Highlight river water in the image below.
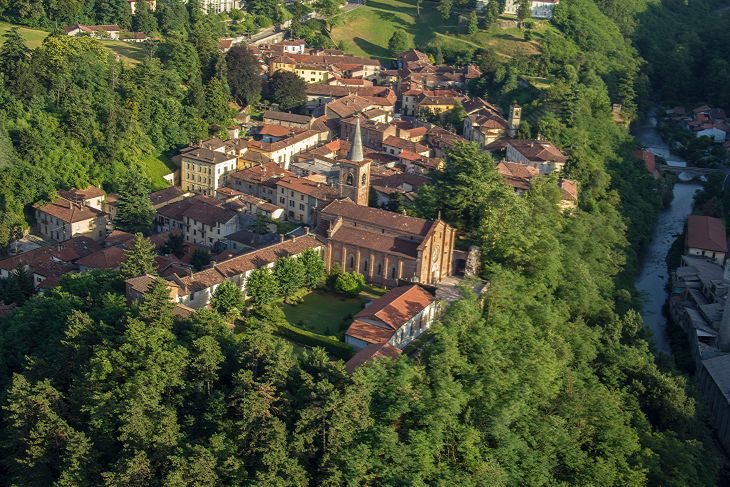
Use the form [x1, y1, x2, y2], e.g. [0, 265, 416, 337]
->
[634, 114, 701, 353]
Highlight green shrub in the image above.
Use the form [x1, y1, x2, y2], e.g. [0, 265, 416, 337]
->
[333, 272, 365, 298]
[275, 321, 355, 359]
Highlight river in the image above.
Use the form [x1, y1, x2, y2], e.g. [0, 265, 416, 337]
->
[634, 113, 701, 353]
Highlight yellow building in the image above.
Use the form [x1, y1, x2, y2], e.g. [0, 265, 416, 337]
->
[294, 65, 331, 84]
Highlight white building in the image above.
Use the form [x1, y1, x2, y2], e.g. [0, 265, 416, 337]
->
[180, 143, 238, 197]
[345, 285, 438, 350]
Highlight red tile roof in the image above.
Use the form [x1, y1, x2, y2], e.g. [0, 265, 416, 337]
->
[320, 199, 433, 236]
[354, 284, 435, 330]
[34, 197, 104, 223]
[507, 140, 567, 163]
[345, 342, 401, 373]
[687, 215, 727, 253]
[76, 246, 126, 269]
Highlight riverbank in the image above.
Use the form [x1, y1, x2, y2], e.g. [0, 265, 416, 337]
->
[634, 112, 701, 353]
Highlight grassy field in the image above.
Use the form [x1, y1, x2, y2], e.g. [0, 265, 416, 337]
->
[0, 21, 49, 48]
[282, 287, 385, 338]
[0, 22, 146, 64]
[330, 0, 550, 60]
[140, 153, 176, 190]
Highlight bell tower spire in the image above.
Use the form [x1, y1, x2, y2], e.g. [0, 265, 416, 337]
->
[347, 117, 364, 162]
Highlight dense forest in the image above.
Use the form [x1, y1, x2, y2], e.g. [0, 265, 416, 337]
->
[0, 0, 726, 485]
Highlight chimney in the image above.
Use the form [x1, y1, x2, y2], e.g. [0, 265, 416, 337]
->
[304, 226, 310, 235]
[279, 233, 285, 243]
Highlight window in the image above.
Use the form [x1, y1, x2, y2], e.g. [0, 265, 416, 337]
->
[349, 255, 355, 269]
[345, 173, 354, 186]
[289, 201, 294, 207]
[390, 267, 396, 278]
[280, 197, 285, 204]
[299, 203, 305, 211]
[361, 173, 367, 186]
[377, 263, 382, 275]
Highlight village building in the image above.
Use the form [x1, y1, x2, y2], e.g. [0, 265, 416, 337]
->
[686, 215, 728, 265]
[170, 234, 323, 309]
[316, 199, 456, 286]
[345, 284, 438, 351]
[230, 162, 294, 202]
[34, 191, 107, 242]
[180, 144, 239, 196]
[246, 126, 325, 169]
[263, 110, 314, 130]
[64, 24, 122, 39]
[505, 139, 568, 174]
[502, 0, 560, 19]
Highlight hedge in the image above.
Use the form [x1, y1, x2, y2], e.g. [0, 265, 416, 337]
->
[275, 321, 355, 360]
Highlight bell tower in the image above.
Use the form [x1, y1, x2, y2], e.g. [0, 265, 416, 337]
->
[339, 118, 371, 206]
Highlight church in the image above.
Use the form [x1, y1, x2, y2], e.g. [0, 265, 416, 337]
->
[313, 118, 456, 287]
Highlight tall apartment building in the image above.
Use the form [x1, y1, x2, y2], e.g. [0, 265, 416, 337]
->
[180, 145, 238, 196]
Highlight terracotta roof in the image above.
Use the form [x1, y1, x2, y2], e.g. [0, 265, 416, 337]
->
[259, 124, 292, 137]
[398, 49, 431, 64]
[354, 285, 435, 330]
[277, 176, 340, 201]
[346, 320, 396, 345]
[76, 246, 126, 269]
[0, 236, 100, 271]
[326, 95, 374, 119]
[150, 186, 184, 206]
[507, 140, 567, 163]
[345, 342, 401, 373]
[383, 136, 430, 154]
[559, 179, 578, 202]
[230, 163, 294, 185]
[34, 197, 104, 223]
[126, 274, 179, 295]
[58, 185, 105, 201]
[687, 215, 727, 253]
[247, 129, 320, 153]
[176, 235, 322, 294]
[180, 146, 236, 165]
[321, 199, 433, 236]
[263, 110, 312, 125]
[183, 199, 238, 227]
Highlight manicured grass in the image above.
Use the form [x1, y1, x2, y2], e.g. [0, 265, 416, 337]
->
[0, 21, 49, 48]
[140, 153, 176, 190]
[98, 39, 148, 65]
[0, 22, 146, 65]
[329, 0, 550, 60]
[282, 286, 385, 338]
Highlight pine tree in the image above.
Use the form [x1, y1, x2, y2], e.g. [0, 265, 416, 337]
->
[136, 277, 175, 328]
[3, 375, 93, 485]
[0, 28, 29, 86]
[132, 0, 158, 34]
[115, 167, 155, 235]
[437, 0, 453, 20]
[203, 76, 233, 129]
[120, 233, 158, 279]
[245, 267, 279, 307]
[468, 10, 479, 35]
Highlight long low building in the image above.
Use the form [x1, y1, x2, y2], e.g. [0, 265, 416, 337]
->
[169, 234, 323, 309]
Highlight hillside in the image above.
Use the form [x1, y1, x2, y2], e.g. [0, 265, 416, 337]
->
[0, 21, 146, 65]
[329, 0, 551, 59]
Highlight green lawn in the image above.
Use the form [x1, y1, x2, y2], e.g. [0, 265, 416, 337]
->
[0, 21, 49, 48]
[140, 153, 176, 190]
[0, 22, 146, 65]
[282, 287, 385, 338]
[330, 0, 551, 60]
